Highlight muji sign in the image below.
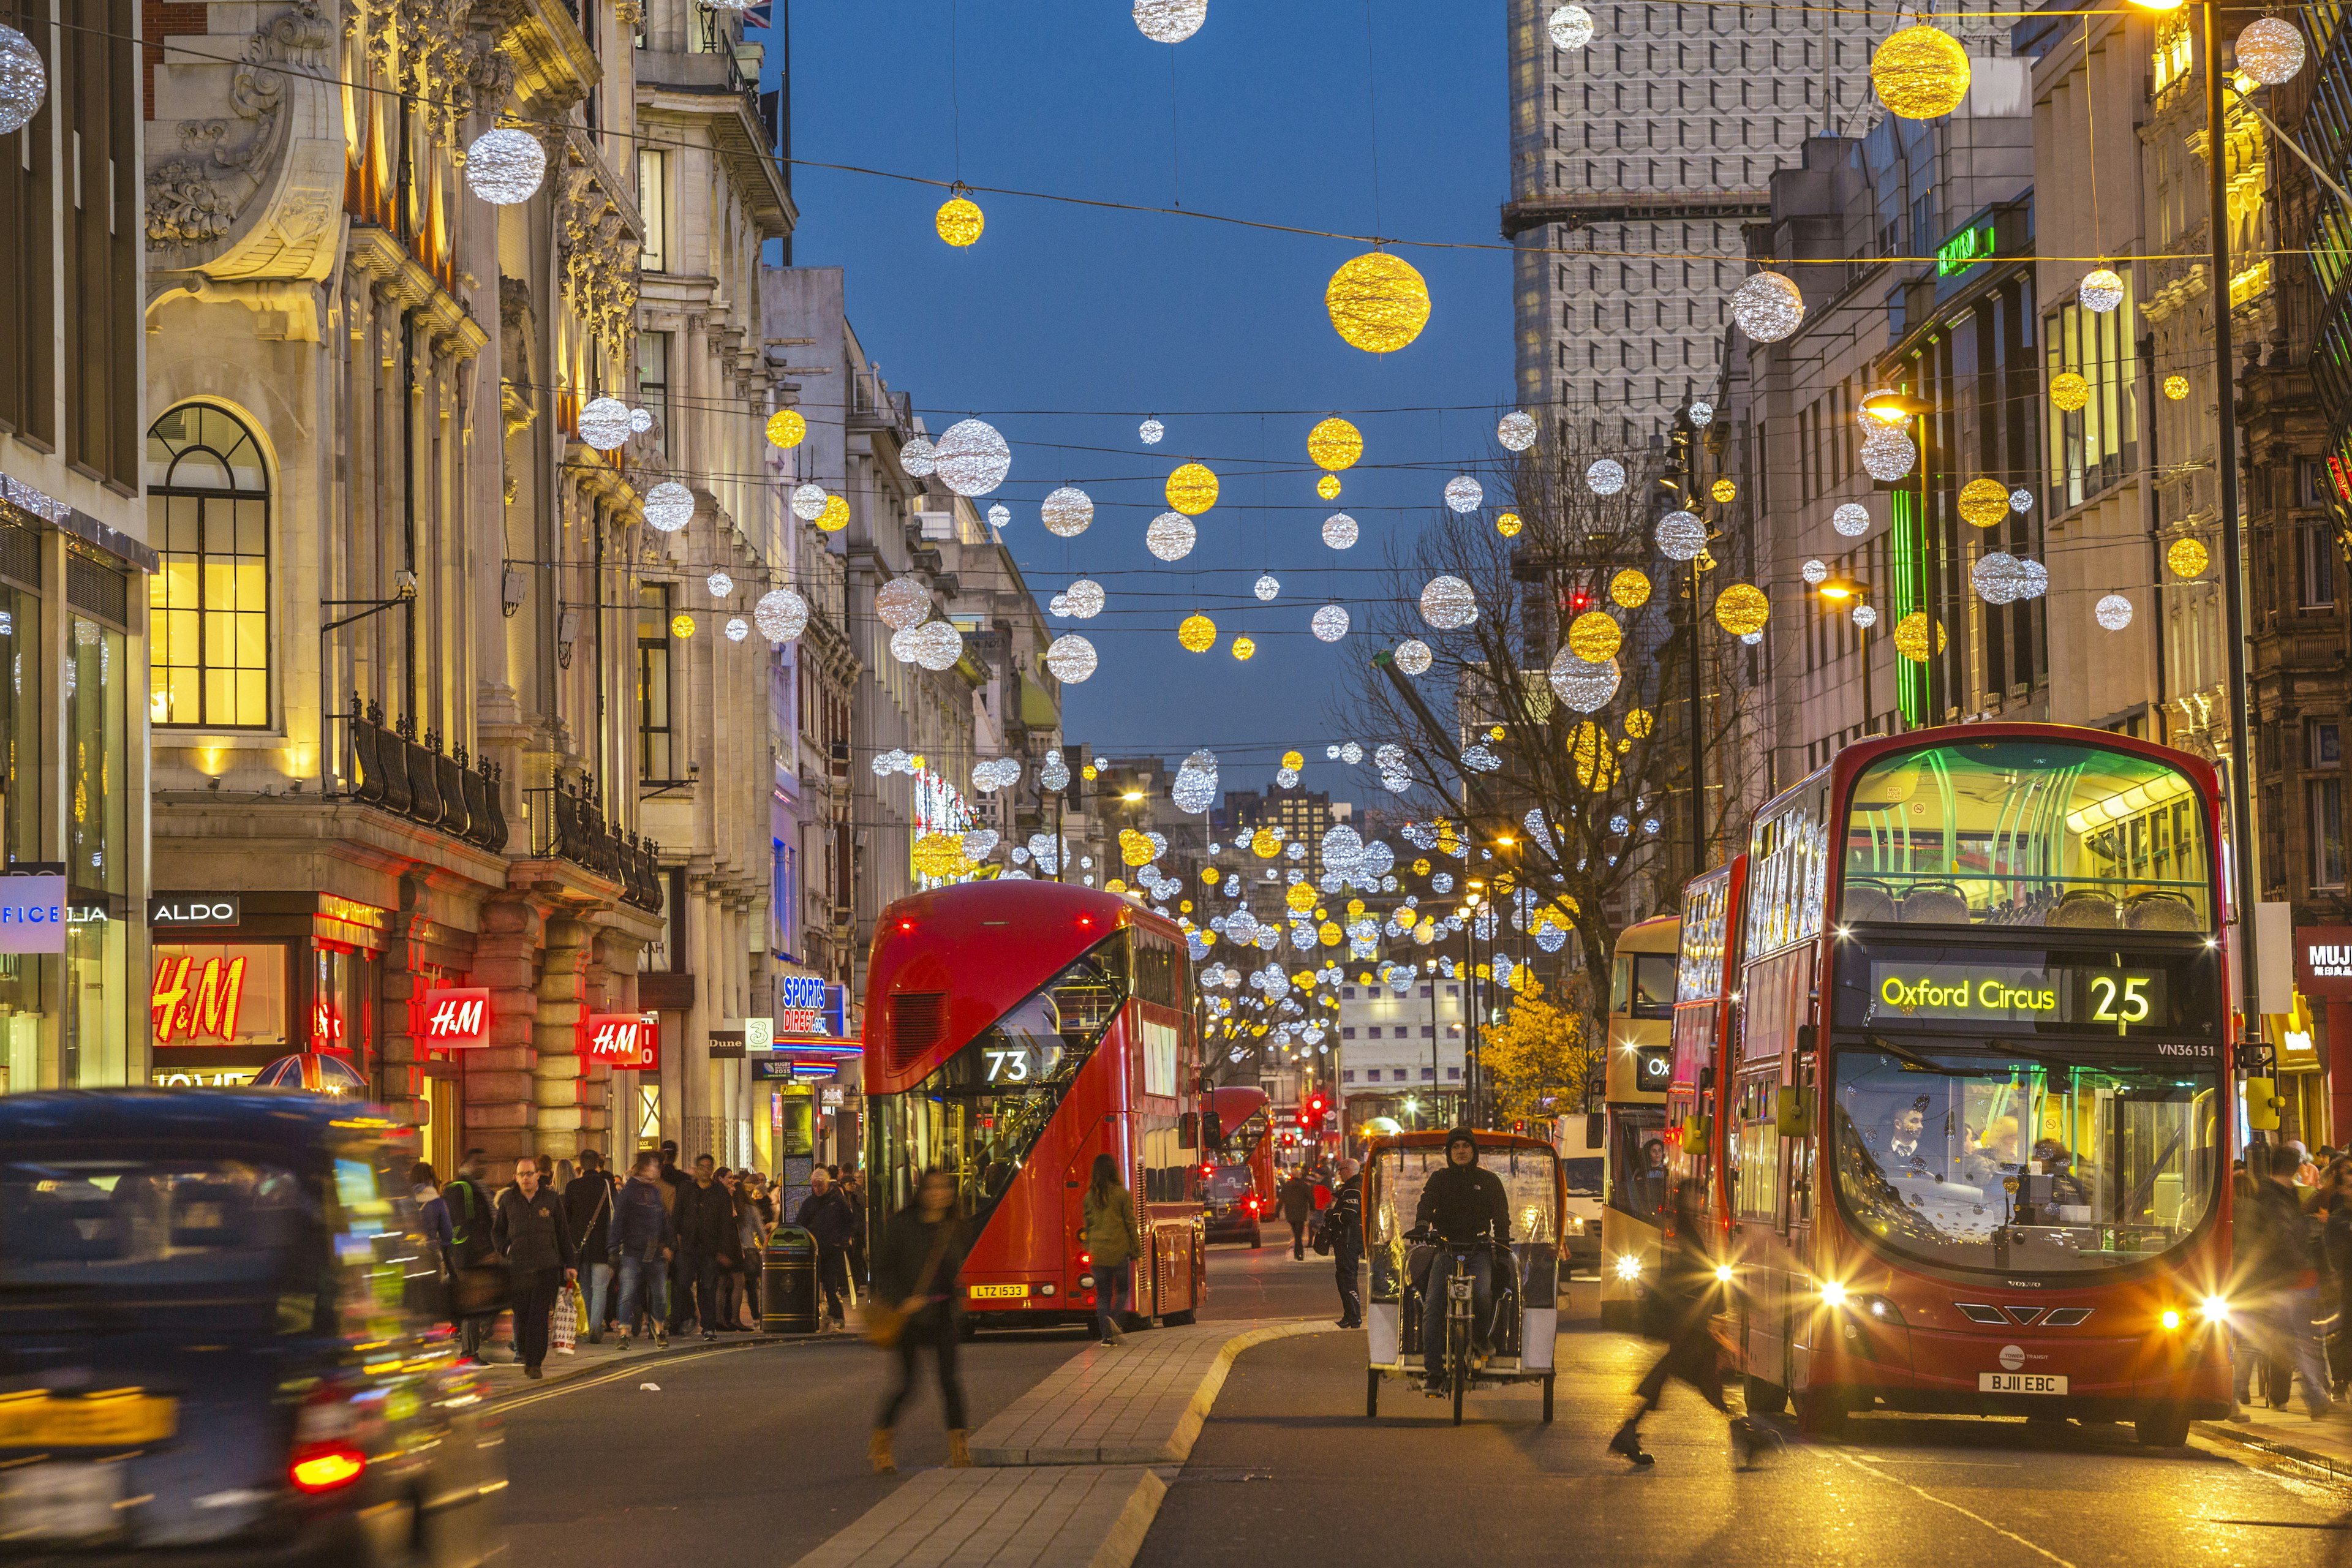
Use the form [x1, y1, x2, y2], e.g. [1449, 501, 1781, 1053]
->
[581, 1012, 658, 1070]
[417, 987, 492, 1049]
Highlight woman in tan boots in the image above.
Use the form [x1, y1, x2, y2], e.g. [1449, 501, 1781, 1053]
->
[870, 1168, 973, 1473]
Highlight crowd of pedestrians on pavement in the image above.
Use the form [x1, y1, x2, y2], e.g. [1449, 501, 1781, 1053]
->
[407, 1142, 872, 1376]
[2230, 1137, 2352, 1420]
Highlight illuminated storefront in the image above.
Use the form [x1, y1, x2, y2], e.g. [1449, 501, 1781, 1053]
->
[911, 766, 976, 889]
[146, 893, 386, 1091]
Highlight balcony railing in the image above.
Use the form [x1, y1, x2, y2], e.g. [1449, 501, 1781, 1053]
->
[342, 696, 509, 854]
[521, 775, 666, 912]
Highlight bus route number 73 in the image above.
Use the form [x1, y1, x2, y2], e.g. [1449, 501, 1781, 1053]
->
[2087, 973, 2154, 1035]
[984, 1048, 1033, 1083]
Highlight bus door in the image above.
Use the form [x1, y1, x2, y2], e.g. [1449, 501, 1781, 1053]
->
[1739, 942, 1814, 1390]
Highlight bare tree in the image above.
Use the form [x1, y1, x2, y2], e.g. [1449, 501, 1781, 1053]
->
[1336, 420, 1761, 1016]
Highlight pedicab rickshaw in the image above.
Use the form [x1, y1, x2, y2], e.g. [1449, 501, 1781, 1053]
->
[1361, 1129, 1564, 1425]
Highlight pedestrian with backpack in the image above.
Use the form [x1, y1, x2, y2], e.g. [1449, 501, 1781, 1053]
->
[440, 1149, 501, 1365]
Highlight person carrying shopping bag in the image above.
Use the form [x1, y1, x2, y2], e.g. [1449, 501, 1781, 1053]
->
[1082, 1153, 1143, 1347]
[868, 1169, 971, 1474]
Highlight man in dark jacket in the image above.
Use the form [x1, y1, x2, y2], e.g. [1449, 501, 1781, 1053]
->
[671, 1154, 735, 1340]
[441, 1149, 498, 1363]
[611, 1150, 674, 1350]
[492, 1158, 578, 1378]
[796, 1167, 860, 1330]
[1280, 1169, 1314, 1259]
[1412, 1127, 1511, 1370]
[1328, 1158, 1365, 1329]
[564, 1150, 619, 1343]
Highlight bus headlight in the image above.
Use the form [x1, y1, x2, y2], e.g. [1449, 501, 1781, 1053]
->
[1714, 1264, 1735, 1283]
[2160, 1308, 2182, 1330]
[1613, 1254, 1643, 1282]
[1819, 1280, 1847, 1308]
[2200, 1295, 2230, 1324]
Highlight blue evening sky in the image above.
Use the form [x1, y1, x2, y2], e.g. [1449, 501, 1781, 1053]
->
[766, 2, 1512, 807]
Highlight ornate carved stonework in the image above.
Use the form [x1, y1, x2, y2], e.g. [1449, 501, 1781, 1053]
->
[554, 143, 641, 360]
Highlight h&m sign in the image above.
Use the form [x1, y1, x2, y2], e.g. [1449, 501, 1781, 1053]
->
[417, 987, 492, 1049]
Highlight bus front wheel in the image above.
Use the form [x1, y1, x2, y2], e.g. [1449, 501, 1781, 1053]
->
[1796, 1389, 1846, 1434]
[2136, 1405, 2192, 1448]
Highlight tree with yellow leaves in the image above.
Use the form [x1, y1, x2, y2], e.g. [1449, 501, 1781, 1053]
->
[1477, 976, 1601, 1123]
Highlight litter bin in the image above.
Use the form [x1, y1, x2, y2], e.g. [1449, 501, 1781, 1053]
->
[762, 1225, 820, 1334]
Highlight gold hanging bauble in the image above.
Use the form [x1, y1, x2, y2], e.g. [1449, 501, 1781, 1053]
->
[1325, 250, 1432, 353]
[1871, 25, 1972, 119]
[1610, 568, 1651, 609]
[1178, 612, 1217, 652]
[1496, 512, 1523, 537]
[2166, 537, 2209, 579]
[1892, 610, 1948, 663]
[2051, 371, 2091, 412]
[1317, 473, 1343, 500]
[1958, 478, 2011, 528]
[1712, 583, 1770, 637]
[765, 409, 806, 449]
[1286, 882, 1317, 913]
[1624, 707, 1654, 738]
[935, 189, 984, 247]
[1167, 462, 1219, 515]
[1709, 478, 1737, 503]
[671, 613, 695, 639]
[1306, 417, 1363, 471]
[2163, 374, 2189, 401]
[816, 494, 850, 532]
[1251, 826, 1282, 858]
[1566, 609, 1623, 662]
[1231, 635, 1256, 660]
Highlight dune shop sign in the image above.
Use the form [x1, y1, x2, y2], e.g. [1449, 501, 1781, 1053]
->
[416, 987, 492, 1050]
[581, 1013, 659, 1071]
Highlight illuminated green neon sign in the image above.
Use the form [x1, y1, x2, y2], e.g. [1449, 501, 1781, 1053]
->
[1936, 223, 1996, 277]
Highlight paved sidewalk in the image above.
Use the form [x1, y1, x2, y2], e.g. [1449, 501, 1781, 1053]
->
[788, 1319, 1332, 1568]
[970, 1319, 1325, 1465]
[2197, 1402, 2352, 1482]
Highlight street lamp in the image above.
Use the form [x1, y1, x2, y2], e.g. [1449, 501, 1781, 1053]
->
[1816, 576, 1877, 737]
[2123, 0, 2266, 1085]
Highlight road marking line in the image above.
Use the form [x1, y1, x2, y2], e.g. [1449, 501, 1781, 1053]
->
[1830, 1449, 2078, 1568]
[491, 1341, 798, 1414]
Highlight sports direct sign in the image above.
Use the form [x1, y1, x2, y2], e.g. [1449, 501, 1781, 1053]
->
[417, 987, 492, 1049]
[777, 974, 827, 1033]
[582, 1012, 658, 1070]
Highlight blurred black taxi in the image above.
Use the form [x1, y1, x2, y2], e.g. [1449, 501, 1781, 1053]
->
[0, 1091, 500, 1564]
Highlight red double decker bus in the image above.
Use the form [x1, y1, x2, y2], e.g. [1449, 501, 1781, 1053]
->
[1707, 724, 2231, 1446]
[1203, 1085, 1273, 1246]
[861, 881, 1209, 1329]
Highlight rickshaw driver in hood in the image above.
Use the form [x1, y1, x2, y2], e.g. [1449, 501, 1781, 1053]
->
[1414, 1128, 1512, 1376]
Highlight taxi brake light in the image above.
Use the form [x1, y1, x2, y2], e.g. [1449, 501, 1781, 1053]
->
[290, 1446, 367, 1494]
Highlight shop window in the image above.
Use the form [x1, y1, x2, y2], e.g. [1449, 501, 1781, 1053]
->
[2311, 778, 2346, 890]
[638, 1084, 662, 1147]
[146, 405, 270, 728]
[637, 583, 676, 782]
[2312, 720, 2342, 770]
[2302, 519, 2339, 609]
[636, 328, 670, 464]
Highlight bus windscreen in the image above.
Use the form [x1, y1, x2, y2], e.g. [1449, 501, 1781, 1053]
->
[1831, 1044, 2220, 1277]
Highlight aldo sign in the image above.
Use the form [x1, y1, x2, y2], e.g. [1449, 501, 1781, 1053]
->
[0, 876, 67, 954]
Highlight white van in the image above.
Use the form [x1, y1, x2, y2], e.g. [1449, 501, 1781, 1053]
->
[1557, 1110, 1604, 1273]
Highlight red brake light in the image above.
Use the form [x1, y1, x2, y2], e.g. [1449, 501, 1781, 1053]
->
[898, 919, 914, 933]
[1077, 1250, 1093, 1265]
[1079, 915, 1093, 927]
[290, 1446, 367, 1493]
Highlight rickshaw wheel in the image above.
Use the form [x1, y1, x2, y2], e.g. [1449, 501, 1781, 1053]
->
[1366, 1369, 1380, 1419]
[1542, 1374, 1555, 1423]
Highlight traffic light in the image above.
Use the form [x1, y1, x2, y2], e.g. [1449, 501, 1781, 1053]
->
[1567, 587, 1591, 616]
[2246, 1077, 2282, 1131]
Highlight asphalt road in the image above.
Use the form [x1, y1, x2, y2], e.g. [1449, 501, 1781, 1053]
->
[494, 1236, 1331, 1568]
[1141, 1294, 2352, 1568]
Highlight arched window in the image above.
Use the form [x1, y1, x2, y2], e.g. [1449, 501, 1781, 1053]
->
[147, 405, 270, 728]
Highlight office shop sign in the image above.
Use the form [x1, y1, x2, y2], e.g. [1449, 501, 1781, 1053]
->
[0, 875, 67, 955]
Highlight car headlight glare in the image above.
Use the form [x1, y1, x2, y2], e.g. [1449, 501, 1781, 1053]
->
[1714, 1263, 1735, 1282]
[1613, 1253, 1643, 1281]
[2200, 1295, 2230, 1323]
[1819, 1280, 1847, 1307]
